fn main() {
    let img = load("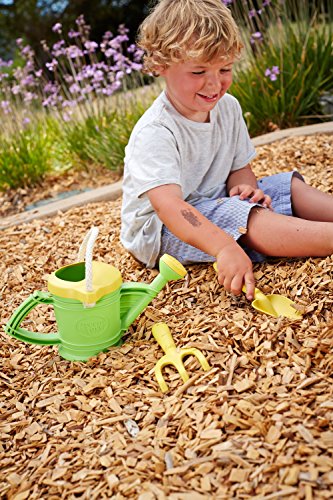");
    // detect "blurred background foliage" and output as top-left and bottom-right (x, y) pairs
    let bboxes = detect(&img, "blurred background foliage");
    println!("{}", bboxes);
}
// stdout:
(0, 0), (148, 61)
(0, 0), (332, 190)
